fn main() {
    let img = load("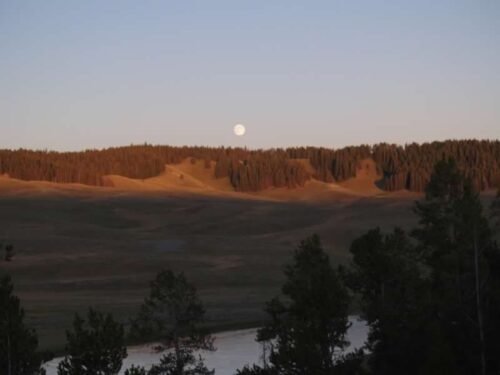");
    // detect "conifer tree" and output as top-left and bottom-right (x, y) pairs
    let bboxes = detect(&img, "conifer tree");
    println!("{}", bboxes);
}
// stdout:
(412, 159), (499, 374)
(0, 275), (45, 375)
(348, 159), (500, 375)
(346, 228), (433, 375)
(256, 235), (351, 374)
(57, 308), (127, 375)
(130, 270), (214, 375)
